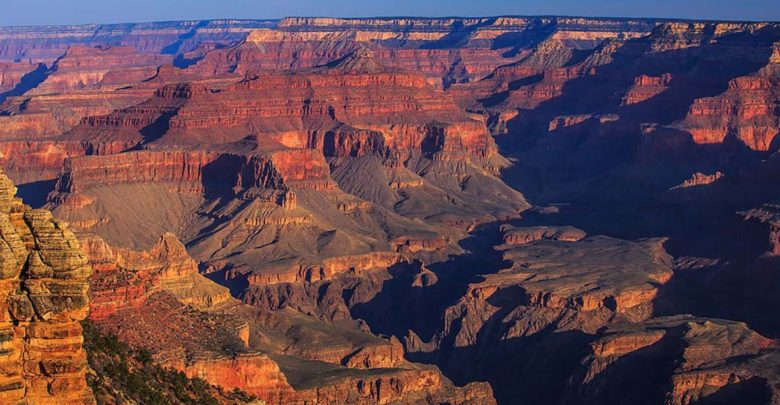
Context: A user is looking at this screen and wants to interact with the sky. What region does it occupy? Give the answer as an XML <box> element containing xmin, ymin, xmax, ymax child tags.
<box><xmin>1</xmin><ymin>0</ymin><xmax>779</xmax><ymax>26</ymax></box>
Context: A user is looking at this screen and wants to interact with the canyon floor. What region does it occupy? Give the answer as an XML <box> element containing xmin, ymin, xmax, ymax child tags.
<box><xmin>0</xmin><ymin>15</ymin><xmax>780</xmax><ymax>405</ymax></box>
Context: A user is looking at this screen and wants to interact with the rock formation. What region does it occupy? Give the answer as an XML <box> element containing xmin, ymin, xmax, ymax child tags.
<box><xmin>83</xmin><ymin>232</ymin><xmax>231</xmax><ymax>320</ymax></box>
<box><xmin>0</xmin><ymin>167</ymin><xmax>94</xmax><ymax>404</ymax></box>
<box><xmin>677</xmin><ymin>42</ymin><xmax>780</xmax><ymax>151</ymax></box>
<box><xmin>565</xmin><ymin>316</ymin><xmax>780</xmax><ymax>405</ymax></box>
<box><xmin>500</xmin><ymin>224</ymin><xmax>587</xmax><ymax>245</ymax></box>
<box><xmin>401</xmin><ymin>228</ymin><xmax>675</xmax><ymax>403</ymax></box>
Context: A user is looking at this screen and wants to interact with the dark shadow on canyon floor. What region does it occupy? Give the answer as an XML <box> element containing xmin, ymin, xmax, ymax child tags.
<box><xmin>350</xmin><ymin>222</ymin><xmax>511</xmax><ymax>341</ymax></box>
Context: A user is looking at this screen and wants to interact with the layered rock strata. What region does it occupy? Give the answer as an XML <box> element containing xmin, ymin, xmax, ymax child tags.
<box><xmin>565</xmin><ymin>316</ymin><xmax>780</xmax><ymax>405</ymax></box>
<box><xmin>0</xmin><ymin>168</ymin><xmax>94</xmax><ymax>404</ymax></box>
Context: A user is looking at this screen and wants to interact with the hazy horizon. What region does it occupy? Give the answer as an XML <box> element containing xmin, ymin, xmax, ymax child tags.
<box><xmin>1</xmin><ymin>0</ymin><xmax>779</xmax><ymax>27</ymax></box>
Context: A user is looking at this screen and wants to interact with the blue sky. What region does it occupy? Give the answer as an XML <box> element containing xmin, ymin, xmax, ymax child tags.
<box><xmin>2</xmin><ymin>0</ymin><xmax>778</xmax><ymax>26</ymax></box>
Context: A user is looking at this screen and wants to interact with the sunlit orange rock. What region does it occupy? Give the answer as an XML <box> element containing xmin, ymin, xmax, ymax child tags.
<box><xmin>0</xmin><ymin>168</ymin><xmax>94</xmax><ymax>404</ymax></box>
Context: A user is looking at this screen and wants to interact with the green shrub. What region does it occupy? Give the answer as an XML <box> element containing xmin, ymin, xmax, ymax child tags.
<box><xmin>81</xmin><ymin>320</ymin><xmax>254</xmax><ymax>404</ymax></box>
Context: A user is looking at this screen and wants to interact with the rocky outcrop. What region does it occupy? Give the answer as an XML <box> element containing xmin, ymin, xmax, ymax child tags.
<box><xmin>50</xmin><ymin>148</ymin><xmax>335</xmax><ymax>198</ymax></box>
<box><xmin>564</xmin><ymin>316</ymin><xmax>780</xmax><ymax>405</ymax></box>
<box><xmin>679</xmin><ymin>62</ymin><xmax>780</xmax><ymax>151</ymax></box>
<box><xmin>245</xmin><ymin>252</ymin><xmax>405</xmax><ymax>286</ymax></box>
<box><xmin>0</xmin><ymin>168</ymin><xmax>94</xmax><ymax>404</ymax></box>
<box><xmin>668</xmin><ymin>171</ymin><xmax>725</xmax><ymax>190</ymax></box>
<box><xmin>622</xmin><ymin>73</ymin><xmax>674</xmax><ymax>105</ymax></box>
<box><xmin>0</xmin><ymin>140</ymin><xmax>138</xmax><ymax>185</ymax></box>
<box><xmin>0</xmin><ymin>61</ymin><xmax>40</xmax><ymax>94</ymax></box>
<box><xmin>448</xmin><ymin>235</ymin><xmax>673</xmax><ymax>339</ymax></box>
<box><xmin>501</xmin><ymin>225</ymin><xmax>587</xmax><ymax>245</ymax></box>
<box><xmin>84</xmin><ymin>232</ymin><xmax>231</xmax><ymax>320</ymax></box>
<box><xmin>404</xmin><ymin>231</ymin><xmax>675</xmax><ymax>403</ymax></box>
<box><xmin>240</xmin><ymin>258</ymin><xmax>444</xmax><ymax>337</ymax></box>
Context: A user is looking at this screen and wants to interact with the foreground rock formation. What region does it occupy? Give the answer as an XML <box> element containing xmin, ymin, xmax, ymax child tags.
<box><xmin>0</xmin><ymin>168</ymin><xmax>94</xmax><ymax>404</ymax></box>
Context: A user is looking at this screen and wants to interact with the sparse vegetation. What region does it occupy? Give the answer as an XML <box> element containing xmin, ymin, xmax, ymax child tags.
<box><xmin>82</xmin><ymin>320</ymin><xmax>257</xmax><ymax>404</ymax></box>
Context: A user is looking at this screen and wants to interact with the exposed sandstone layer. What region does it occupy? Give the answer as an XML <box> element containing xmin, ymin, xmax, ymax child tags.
<box><xmin>278</xmin><ymin>17</ymin><xmax>657</xmax><ymax>46</ymax></box>
<box><xmin>83</xmin><ymin>232</ymin><xmax>231</xmax><ymax>320</ymax></box>
<box><xmin>622</xmin><ymin>73</ymin><xmax>674</xmax><ymax>105</ymax></box>
<box><xmin>0</xmin><ymin>168</ymin><xmax>94</xmax><ymax>404</ymax></box>
<box><xmin>668</xmin><ymin>171</ymin><xmax>725</xmax><ymax>190</ymax></box>
<box><xmin>187</xmin><ymin>16</ymin><xmax>657</xmax><ymax>86</ymax></box>
<box><xmin>0</xmin><ymin>89</ymin><xmax>153</xmax><ymax>146</ymax></box>
<box><xmin>28</xmin><ymin>46</ymin><xmax>170</xmax><ymax>95</ymax></box>
<box><xmin>674</xmin><ymin>38</ymin><xmax>780</xmax><ymax>151</ymax></box>
<box><xmin>500</xmin><ymin>224</ymin><xmax>587</xmax><ymax>245</ymax></box>
<box><xmin>0</xmin><ymin>139</ymin><xmax>139</xmax><ymax>185</ymax></box>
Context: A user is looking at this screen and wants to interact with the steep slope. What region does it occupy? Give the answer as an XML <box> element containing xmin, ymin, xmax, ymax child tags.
<box><xmin>0</xmin><ymin>46</ymin><xmax>173</xmax><ymax>185</ymax></box>
<box><xmin>0</xmin><ymin>167</ymin><xmax>94</xmax><ymax>404</ymax></box>
<box><xmin>83</xmin><ymin>321</ymin><xmax>257</xmax><ymax>405</ymax></box>
<box><xmin>674</xmin><ymin>40</ymin><xmax>780</xmax><ymax>151</ymax></box>
<box><xmin>565</xmin><ymin>316</ymin><xmax>780</xmax><ymax>405</ymax></box>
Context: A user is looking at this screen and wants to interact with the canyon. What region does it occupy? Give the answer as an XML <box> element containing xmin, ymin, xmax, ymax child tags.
<box><xmin>0</xmin><ymin>14</ymin><xmax>779</xmax><ymax>405</ymax></box>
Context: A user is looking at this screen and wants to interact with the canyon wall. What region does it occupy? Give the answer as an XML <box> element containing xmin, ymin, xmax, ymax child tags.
<box><xmin>0</xmin><ymin>168</ymin><xmax>93</xmax><ymax>404</ymax></box>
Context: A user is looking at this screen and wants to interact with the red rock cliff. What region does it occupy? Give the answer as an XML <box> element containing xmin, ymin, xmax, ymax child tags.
<box><xmin>0</xmin><ymin>167</ymin><xmax>94</xmax><ymax>404</ymax></box>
